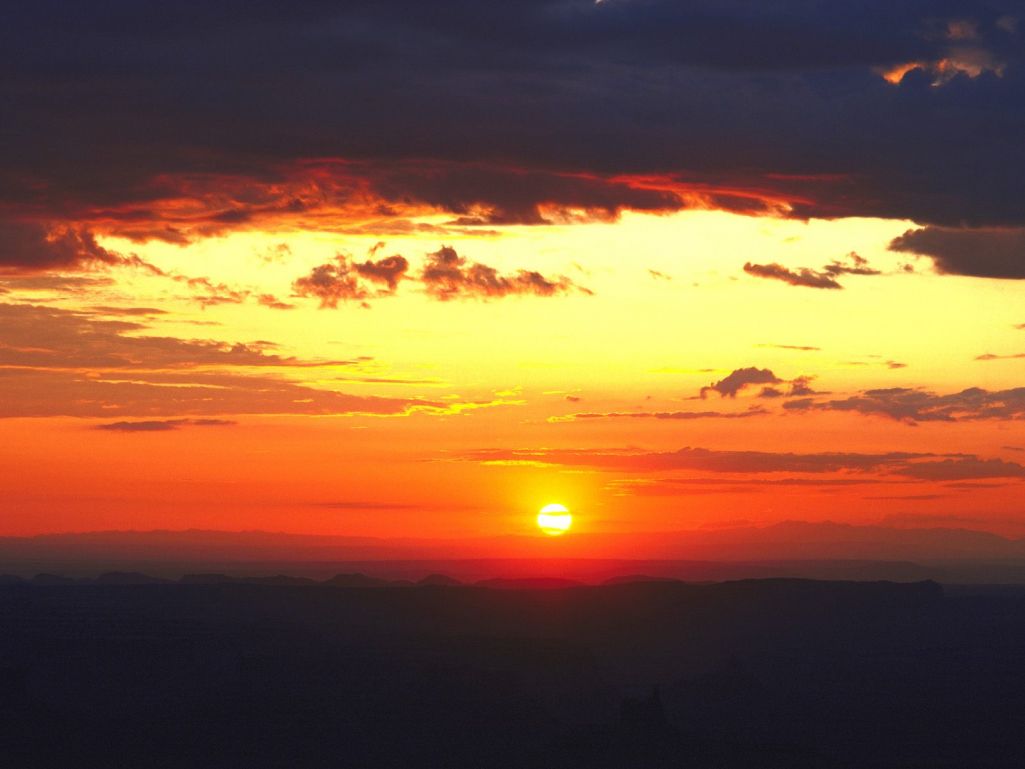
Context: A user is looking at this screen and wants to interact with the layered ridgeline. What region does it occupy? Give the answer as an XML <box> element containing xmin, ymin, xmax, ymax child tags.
<box><xmin>4</xmin><ymin>522</ymin><xmax>1025</xmax><ymax>583</ymax></box>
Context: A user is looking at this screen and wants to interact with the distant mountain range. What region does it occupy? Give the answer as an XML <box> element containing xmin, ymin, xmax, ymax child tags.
<box><xmin>3</xmin><ymin>521</ymin><xmax>1025</xmax><ymax>583</ymax></box>
<box><xmin>1</xmin><ymin>520</ymin><xmax>1023</xmax><ymax>560</ymax></box>
<box><xmin>0</xmin><ymin>570</ymin><xmax>596</xmax><ymax>589</ymax></box>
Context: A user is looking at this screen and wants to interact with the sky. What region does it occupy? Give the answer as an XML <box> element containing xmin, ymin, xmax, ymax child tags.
<box><xmin>2</xmin><ymin>1</ymin><xmax>1025</xmax><ymax>548</ymax></box>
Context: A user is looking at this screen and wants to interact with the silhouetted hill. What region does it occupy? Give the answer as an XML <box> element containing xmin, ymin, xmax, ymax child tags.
<box><xmin>603</xmin><ymin>574</ymin><xmax>681</xmax><ymax>585</ymax></box>
<box><xmin>417</xmin><ymin>573</ymin><xmax>462</xmax><ymax>586</ymax></box>
<box><xmin>323</xmin><ymin>572</ymin><xmax>392</xmax><ymax>588</ymax></box>
<box><xmin>30</xmin><ymin>573</ymin><xmax>77</xmax><ymax>585</ymax></box>
<box><xmin>475</xmin><ymin>577</ymin><xmax>585</xmax><ymax>589</ymax></box>
<box><xmin>179</xmin><ymin>573</ymin><xmax>234</xmax><ymax>584</ymax></box>
<box><xmin>95</xmin><ymin>571</ymin><xmax>169</xmax><ymax>585</ymax></box>
<box><xmin>241</xmin><ymin>574</ymin><xmax>318</xmax><ymax>586</ymax></box>
<box><xmin>4</xmin><ymin>577</ymin><xmax>1017</xmax><ymax>768</ymax></box>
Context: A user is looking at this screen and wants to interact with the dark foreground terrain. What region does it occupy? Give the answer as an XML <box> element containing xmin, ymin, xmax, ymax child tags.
<box><xmin>2</xmin><ymin>578</ymin><xmax>1024</xmax><ymax>768</ymax></box>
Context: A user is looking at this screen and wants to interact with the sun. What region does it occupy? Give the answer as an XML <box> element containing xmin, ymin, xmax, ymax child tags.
<box><xmin>537</xmin><ymin>503</ymin><xmax>572</xmax><ymax>536</ymax></box>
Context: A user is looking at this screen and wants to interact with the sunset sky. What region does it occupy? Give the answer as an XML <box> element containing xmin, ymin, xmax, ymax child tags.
<box><xmin>2</xmin><ymin>1</ymin><xmax>1025</xmax><ymax>548</ymax></box>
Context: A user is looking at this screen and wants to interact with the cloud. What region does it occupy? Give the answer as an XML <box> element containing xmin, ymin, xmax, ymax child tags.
<box><xmin>354</xmin><ymin>254</ymin><xmax>409</xmax><ymax>291</ymax></box>
<box><xmin>550</xmin><ymin>408</ymin><xmax>768</xmax><ymax>423</ymax></box>
<box><xmin>3</xmin><ymin>2</ymin><xmax>1025</xmax><ymax>249</ymax></box>
<box><xmin>878</xmin><ymin>18</ymin><xmax>1008</xmax><ymax>87</ymax></box>
<box><xmin>610</xmin><ymin>476</ymin><xmax>903</xmax><ymax>497</ymax></box>
<box><xmin>464</xmin><ymin>445</ymin><xmax>1025</xmax><ymax>480</ymax></box>
<box><xmin>0</xmin><ymin>368</ymin><xmax>433</xmax><ymax>419</ymax></box>
<box><xmin>842</xmin><ymin>357</ymin><xmax>908</xmax><ymax>370</ymax></box>
<box><xmin>744</xmin><ymin>252</ymin><xmax>879</xmax><ymax>289</ymax></box>
<box><xmin>701</xmin><ymin>367</ymin><xmax>782</xmax><ymax>398</ymax></box>
<box><xmin>890</xmin><ymin>226</ymin><xmax>1025</xmax><ymax>279</ymax></box>
<box><xmin>95</xmin><ymin>418</ymin><xmax>237</xmax><ymax>432</ymax></box>
<box><xmin>294</xmin><ymin>262</ymin><xmax>370</xmax><ymax>308</ymax></box>
<box><xmin>294</xmin><ymin>246</ymin><xmax>578</xmax><ymax>305</ymax></box>
<box><xmin>897</xmin><ymin>457</ymin><xmax>1025</xmax><ymax>481</ymax></box>
<box><xmin>256</xmin><ymin>294</ymin><xmax>296</xmax><ymax>310</ymax></box>
<box><xmin>88</xmin><ymin>306</ymin><xmax>168</xmax><ymax>317</ymax></box>
<box><xmin>0</xmin><ymin>302</ymin><xmax>438</xmax><ymax>418</ymax></box>
<box><xmin>879</xmin><ymin>51</ymin><xmax>1005</xmax><ymax>87</ymax></box>
<box><xmin>420</xmin><ymin>246</ymin><xmax>583</xmax><ymax>301</ymax></box>
<box><xmin>877</xmin><ymin>514</ymin><xmax>988</xmax><ymax>529</ymax></box>
<box><xmin>743</xmin><ymin>262</ymin><xmax>842</xmax><ymax>289</ymax></box>
<box><xmin>976</xmin><ymin>352</ymin><xmax>1025</xmax><ymax>361</ymax></box>
<box><xmin>864</xmin><ymin>494</ymin><xmax>949</xmax><ymax>500</ymax></box>
<box><xmin>0</xmin><ymin>302</ymin><xmax>361</xmax><ymax>370</ymax></box>
<box><xmin>783</xmin><ymin>386</ymin><xmax>1025</xmax><ymax>424</ymax></box>
<box><xmin>788</xmin><ymin>375</ymin><xmax>818</xmax><ymax>396</ymax></box>
<box><xmin>293</xmin><ymin>252</ymin><xmax>409</xmax><ymax>308</ymax></box>
<box><xmin>0</xmin><ymin>220</ymin><xmax>126</xmax><ymax>272</ymax></box>
<box><xmin>822</xmin><ymin>252</ymin><xmax>881</xmax><ymax>277</ymax></box>
<box><xmin>0</xmin><ymin>275</ymin><xmax>116</xmax><ymax>293</ymax></box>
<box><xmin>757</xmin><ymin>343</ymin><xmax>821</xmax><ymax>352</ymax></box>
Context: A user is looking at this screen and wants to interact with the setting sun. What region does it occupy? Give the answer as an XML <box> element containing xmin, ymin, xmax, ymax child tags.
<box><xmin>537</xmin><ymin>504</ymin><xmax>572</xmax><ymax>536</ymax></box>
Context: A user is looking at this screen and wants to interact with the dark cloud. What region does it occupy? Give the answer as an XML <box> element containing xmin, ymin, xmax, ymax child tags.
<box><xmin>890</xmin><ymin>226</ymin><xmax>1025</xmax><ymax>279</ymax></box>
<box><xmin>879</xmin><ymin>512</ymin><xmax>1003</xmax><ymax>527</ymax></box>
<box><xmin>789</xmin><ymin>375</ymin><xmax>819</xmax><ymax>396</ymax></box>
<box><xmin>0</xmin><ymin>275</ymin><xmax>116</xmax><ymax>292</ymax></box>
<box><xmin>784</xmin><ymin>386</ymin><xmax>1025</xmax><ymax>424</ymax></box>
<box><xmin>88</xmin><ymin>306</ymin><xmax>168</xmax><ymax>317</ymax></box>
<box><xmin>743</xmin><ymin>262</ymin><xmax>842</xmax><ymax>289</ymax></box>
<box><xmin>316</xmin><ymin>500</ymin><xmax>483</xmax><ymax>513</ymax></box>
<box><xmin>744</xmin><ymin>253</ymin><xmax>879</xmax><ymax>289</ymax></box>
<box><xmin>293</xmin><ymin>252</ymin><xmax>409</xmax><ymax>308</ymax></box>
<box><xmin>95</xmin><ymin>418</ymin><xmax>237</xmax><ymax>432</ymax></box>
<box><xmin>0</xmin><ymin>221</ymin><xmax>124</xmax><ymax>272</ymax></box>
<box><xmin>822</xmin><ymin>252</ymin><xmax>881</xmax><ymax>277</ymax></box>
<box><xmin>0</xmin><ymin>302</ymin><xmax>360</xmax><ymax>370</ymax></box>
<box><xmin>842</xmin><ymin>357</ymin><xmax>908</xmax><ymax>370</ymax></box>
<box><xmin>256</xmin><ymin>294</ymin><xmax>296</xmax><ymax>310</ymax></box>
<box><xmin>288</xmin><ymin>249</ymin><xmax>500</xmax><ymax>309</ymax></box>
<box><xmin>354</xmin><ymin>254</ymin><xmax>409</xmax><ymax>291</ymax></box>
<box><xmin>898</xmin><ymin>457</ymin><xmax>1025</xmax><ymax>480</ymax></box>
<box><xmin>294</xmin><ymin>262</ymin><xmax>370</xmax><ymax>308</ymax></box>
<box><xmin>551</xmin><ymin>408</ymin><xmax>768</xmax><ymax>423</ymax></box>
<box><xmin>420</xmin><ymin>246</ymin><xmax>583</xmax><ymax>301</ymax></box>
<box><xmin>3</xmin><ymin>0</ymin><xmax>1025</xmax><ymax>255</ymax></box>
<box><xmin>171</xmin><ymin>275</ymin><xmax>249</xmax><ymax>308</ymax></box>
<box><xmin>0</xmin><ymin>302</ymin><xmax>447</xmax><ymax>417</ymax></box>
<box><xmin>864</xmin><ymin>494</ymin><xmax>949</xmax><ymax>500</ymax></box>
<box><xmin>466</xmin><ymin>445</ymin><xmax>1025</xmax><ymax>480</ymax></box>
<box><xmin>0</xmin><ymin>302</ymin><xmax>531</xmax><ymax>418</ymax></box>
<box><xmin>701</xmin><ymin>367</ymin><xmax>782</xmax><ymax>398</ymax></box>
<box><xmin>757</xmin><ymin>343</ymin><xmax>821</xmax><ymax>352</ymax></box>
<box><xmin>612</xmin><ymin>476</ymin><xmax>890</xmax><ymax>497</ymax></box>
<box><xmin>0</xmin><ymin>368</ymin><xmax>427</xmax><ymax>419</ymax></box>
<box><xmin>976</xmin><ymin>352</ymin><xmax>1025</xmax><ymax>361</ymax></box>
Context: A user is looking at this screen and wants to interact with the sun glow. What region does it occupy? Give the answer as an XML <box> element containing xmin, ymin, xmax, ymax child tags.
<box><xmin>537</xmin><ymin>504</ymin><xmax>572</xmax><ymax>536</ymax></box>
